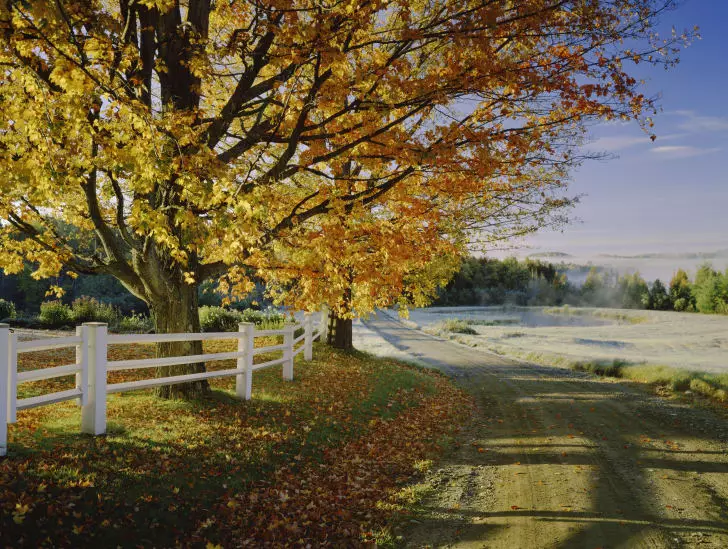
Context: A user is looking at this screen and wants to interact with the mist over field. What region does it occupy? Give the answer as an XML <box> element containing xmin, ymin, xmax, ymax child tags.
<box><xmin>529</xmin><ymin>248</ymin><xmax>728</xmax><ymax>284</ymax></box>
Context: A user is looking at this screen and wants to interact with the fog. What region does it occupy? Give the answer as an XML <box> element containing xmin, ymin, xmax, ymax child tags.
<box><xmin>549</xmin><ymin>251</ymin><xmax>728</xmax><ymax>284</ymax></box>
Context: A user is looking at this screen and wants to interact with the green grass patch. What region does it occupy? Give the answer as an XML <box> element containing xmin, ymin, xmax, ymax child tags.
<box><xmin>353</xmin><ymin>355</ymin><xmax>437</xmax><ymax>421</ymax></box>
<box><xmin>482</xmin><ymin>341</ymin><xmax>728</xmax><ymax>407</ymax></box>
<box><xmin>497</xmin><ymin>344</ymin><xmax>728</xmax><ymax>406</ymax></box>
<box><xmin>571</xmin><ymin>358</ymin><xmax>631</xmax><ymax>378</ymax></box>
<box><xmin>619</xmin><ymin>365</ymin><xmax>728</xmax><ymax>402</ymax></box>
<box><xmin>574</xmin><ymin>359</ymin><xmax>728</xmax><ymax>402</ymax></box>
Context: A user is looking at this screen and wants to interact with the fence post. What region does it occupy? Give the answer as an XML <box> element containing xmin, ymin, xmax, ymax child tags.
<box><xmin>0</xmin><ymin>324</ymin><xmax>9</xmax><ymax>457</ymax></box>
<box><xmin>283</xmin><ymin>324</ymin><xmax>294</xmax><ymax>381</ymax></box>
<box><xmin>7</xmin><ymin>331</ymin><xmax>16</xmax><ymax>424</ymax></box>
<box><xmin>81</xmin><ymin>323</ymin><xmax>107</xmax><ymax>436</ymax></box>
<box><xmin>236</xmin><ymin>322</ymin><xmax>254</xmax><ymax>400</ymax></box>
<box><xmin>319</xmin><ymin>305</ymin><xmax>329</xmax><ymax>343</ymax></box>
<box><xmin>75</xmin><ymin>325</ymin><xmax>89</xmax><ymax>407</ymax></box>
<box><xmin>304</xmin><ymin>312</ymin><xmax>313</xmax><ymax>361</ymax></box>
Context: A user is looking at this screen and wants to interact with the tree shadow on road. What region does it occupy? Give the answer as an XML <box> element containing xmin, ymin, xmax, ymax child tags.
<box><xmin>364</xmin><ymin>314</ymin><xmax>728</xmax><ymax>548</ymax></box>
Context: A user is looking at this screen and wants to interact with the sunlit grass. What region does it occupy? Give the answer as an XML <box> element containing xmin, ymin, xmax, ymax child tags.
<box><xmin>619</xmin><ymin>364</ymin><xmax>728</xmax><ymax>402</ymax></box>
<box><xmin>497</xmin><ymin>346</ymin><xmax>728</xmax><ymax>405</ymax></box>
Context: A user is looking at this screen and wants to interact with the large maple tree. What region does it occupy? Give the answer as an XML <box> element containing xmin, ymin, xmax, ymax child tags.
<box><xmin>0</xmin><ymin>1</ymin><xmax>690</xmax><ymax>396</ymax></box>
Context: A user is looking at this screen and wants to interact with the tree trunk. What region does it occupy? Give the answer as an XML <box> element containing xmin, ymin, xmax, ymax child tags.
<box><xmin>150</xmin><ymin>281</ymin><xmax>209</xmax><ymax>399</ymax></box>
<box><xmin>327</xmin><ymin>279</ymin><xmax>354</xmax><ymax>350</ymax></box>
<box><xmin>328</xmin><ymin>315</ymin><xmax>353</xmax><ymax>350</ymax></box>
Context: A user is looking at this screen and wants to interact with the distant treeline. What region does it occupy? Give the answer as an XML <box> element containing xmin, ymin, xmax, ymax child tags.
<box><xmin>0</xmin><ymin>221</ymin><xmax>270</xmax><ymax>318</ymax></box>
<box><xmin>0</xmin><ymin>267</ymin><xmax>147</xmax><ymax>315</ymax></box>
<box><xmin>3</xmin><ymin>255</ymin><xmax>727</xmax><ymax>322</ymax></box>
<box><xmin>0</xmin><ymin>266</ymin><xmax>268</xmax><ymax>317</ymax></box>
<box><xmin>434</xmin><ymin>257</ymin><xmax>728</xmax><ymax>314</ymax></box>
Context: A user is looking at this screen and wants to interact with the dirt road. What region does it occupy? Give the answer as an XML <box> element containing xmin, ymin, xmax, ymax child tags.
<box><xmin>362</xmin><ymin>313</ymin><xmax>728</xmax><ymax>548</ymax></box>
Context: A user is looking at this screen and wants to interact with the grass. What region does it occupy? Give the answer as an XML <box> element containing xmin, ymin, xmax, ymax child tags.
<box><xmin>572</xmin><ymin>360</ymin><xmax>728</xmax><ymax>403</ymax></box>
<box><xmin>543</xmin><ymin>305</ymin><xmax>649</xmax><ymax>324</ymax></box>
<box><xmin>371</xmin><ymin>482</ymin><xmax>436</xmax><ymax>548</ymax></box>
<box><xmin>1</xmin><ymin>339</ymin><xmax>472</xmax><ymax>547</ymax></box>
<box><xmin>484</xmin><ymin>343</ymin><xmax>728</xmax><ymax>406</ymax></box>
<box><xmin>571</xmin><ymin>358</ymin><xmax>631</xmax><ymax>378</ymax></box>
<box><xmin>427</xmin><ymin>318</ymin><xmax>478</xmax><ymax>336</ymax></box>
<box><xmin>619</xmin><ymin>364</ymin><xmax>728</xmax><ymax>402</ymax></box>
<box><xmin>465</xmin><ymin>318</ymin><xmax>519</xmax><ymax>326</ymax></box>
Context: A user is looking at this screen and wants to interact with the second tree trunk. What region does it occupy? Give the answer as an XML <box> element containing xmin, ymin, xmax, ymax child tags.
<box><xmin>328</xmin><ymin>315</ymin><xmax>353</xmax><ymax>350</ymax></box>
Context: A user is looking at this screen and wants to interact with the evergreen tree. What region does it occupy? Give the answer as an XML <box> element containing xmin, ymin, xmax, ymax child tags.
<box><xmin>648</xmin><ymin>279</ymin><xmax>671</xmax><ymax>310</ymax></box>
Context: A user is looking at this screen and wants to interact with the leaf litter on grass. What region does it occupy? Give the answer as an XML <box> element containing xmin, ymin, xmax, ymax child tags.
<box><xmin>1</xmin><ymin>342</ymin><xmax>472</xmax><ymax>547</ymax></box>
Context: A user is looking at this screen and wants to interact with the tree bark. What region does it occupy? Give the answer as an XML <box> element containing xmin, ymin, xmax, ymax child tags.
<box><xmin>327</xmin><ymin>314</ymin><xmax>353</xmax><ymax>350</ymax></box>
<box><xmin>327</xmin><ymin>274</ymin><xmax>355</xmax><ymax>350</ymax></box>
<box><xmin>150</xmin><ymin>280</ymin><xmax>209</xmax><ymax>399</ymax></box>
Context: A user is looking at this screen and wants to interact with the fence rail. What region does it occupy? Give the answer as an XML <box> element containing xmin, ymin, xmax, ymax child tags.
<box><xmin>1</xmin><ymin>309</ymin><xmax>329</xmax><ymax>457</ymax></box>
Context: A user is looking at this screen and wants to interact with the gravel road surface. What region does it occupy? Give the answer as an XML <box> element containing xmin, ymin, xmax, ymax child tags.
<box><xmin>362</xmin><ymin>312</ymin><xmax>728</xmax><ymax>549</ymax></box>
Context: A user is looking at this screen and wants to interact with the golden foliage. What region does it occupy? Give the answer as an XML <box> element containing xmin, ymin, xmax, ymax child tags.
<box><xmin>0</xmin><ymin>1</ymin><xmax>693</xmax><ymax>313</ymax></box>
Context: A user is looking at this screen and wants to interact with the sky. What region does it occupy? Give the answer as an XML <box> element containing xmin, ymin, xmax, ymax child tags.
<box><xmin>501</xmin><ymin>0</ymin><xmax>728</xmax><ymax>260</ymax></box>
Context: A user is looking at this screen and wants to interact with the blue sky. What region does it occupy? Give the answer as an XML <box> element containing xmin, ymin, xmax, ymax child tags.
<box><xmin>509</xmin><ymin>0</ymin><xmax>728</xmax><ymax>258</ymax></box>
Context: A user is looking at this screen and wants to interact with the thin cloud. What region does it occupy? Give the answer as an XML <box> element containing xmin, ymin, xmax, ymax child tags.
<box><xmin>588</xmin><ymin>135</ymin><xmax>650</xmax><ymax>152</ymax></box>
<box><xmin>672</xmin><ymin>110</ymin><xmax>728</xmax><ymax>133</ymax></box>
<box><xmin>587</xmin><ymin>132</ymin><xmax>682</xmax><ymax>152</ymax></box>
<box><xmin>650</xmin><ymin>145</ymin><xmax>721</xmax><ymax>158</ymax></box>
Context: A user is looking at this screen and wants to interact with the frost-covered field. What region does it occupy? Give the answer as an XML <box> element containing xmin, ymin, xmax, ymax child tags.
<box><xmin>384</xmin><ymin>306</ymin><xmax>728</xmax><ymax>374</ymax></box>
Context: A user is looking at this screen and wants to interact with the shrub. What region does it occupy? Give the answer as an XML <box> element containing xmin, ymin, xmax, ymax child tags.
<box><xmin>689</xmin><ymin>378</ymin><xmax>715</xmax><ymax>398</ymax></box>
<box><xmin>0</xmin><ymin>299</ymin><xmax>17</xmax><ymax>320</ymax></box>
<box><xmin>668</xmin><ymin>373</ymin><xmax>692</xmax><ymax>392</ymax></box>
<box><xmin>198</xmin><ymin>306</ymin><xmax>287</xmax><ymax>332</ymax></box>
<box><xmin>441</xmin><ymin>319</ymin><xmax>477</xmax><ymax>335</ymax></box>
<box><xmin>572</xmin><ymin>359</ymin><xmax>626</xmax><ymax>378</ymax></box>
<box><xmin>8</xmin><ymin>314</ymin><xmax>43</xmax><ymax>329</ymax></box>
<box><xmin>71</xmin><ymin>296</ymin><xmax>118</xmax><ymax>324</ymax></box>
<box><xmin>199</xmin><ymin>306</ymin><xmax>243</xmax><ymax>332</ymax></box>
<box><xmin>39</xmin><ymin>301</ymin><xmax>73</xmax><ymax>327</ymax></box>
<box><xmin>240</xmin><ymin>307</ymin><xmax>285</xmax><ymax>328</ymax></box>
<box><xmin>688</xmin><ymin>377</ymin><xmax>728</xmax><ymax>402</ymax></box>
<box><xmin>117</xmin><ymin>313</ymin><xmax>154</xmax><ymax>333</ymax></box>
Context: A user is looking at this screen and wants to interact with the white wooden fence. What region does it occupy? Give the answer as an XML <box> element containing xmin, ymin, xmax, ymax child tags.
<box><xmin>0</xmin><ymin>311</ymin><xmax>329</xmax><ymax>457</ymax></box>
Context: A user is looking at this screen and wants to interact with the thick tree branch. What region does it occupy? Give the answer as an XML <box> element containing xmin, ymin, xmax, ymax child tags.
<box><xmin>206</xmin><ymin>12</ymin><xmax>285</xmax><ymax>148</ymax></box>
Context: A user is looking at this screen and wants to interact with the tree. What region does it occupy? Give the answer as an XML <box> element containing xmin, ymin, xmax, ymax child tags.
<box><xmin>669</xmin><ymin>269</ymin><xmax>693</xmax><ymax>311</ymax></box>
<box><xmin>618</xmin><ymin>272</ymin><xmax>649</xmax><ymax>309</ymax></box>
<box><xmin>0</xmin><ymin>1</ymin><xmax>691</xmax><ymax>397</ymax></box>
<box><xmin>581</xmin><ymin>267</ymin><xmax>607</xmax><ymax>306</ymax></box>
<box><xmin>647</xmin><ymin>278</ymin><xmax>670</xmax><ymax>310</ymax></box>
<box><xmin>434</xmin><ymin>257</ymin><xmax>555</xmax><ymax>307</ymax></box>
<box><xmin>693</xmin><ymin>263</ymin><xmax>728</xmax><ymax>314</ymax></box>
<box><xmin>259</xmin><ymin>194</ymin><xmax>462</xmax><ymax>349</ymax></box>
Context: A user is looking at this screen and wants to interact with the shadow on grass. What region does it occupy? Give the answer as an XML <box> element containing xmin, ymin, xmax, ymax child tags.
<box><xmin>3</xmin><ymin>342</ymin><xmax>447</xmax><ymax>547</ymax></box>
